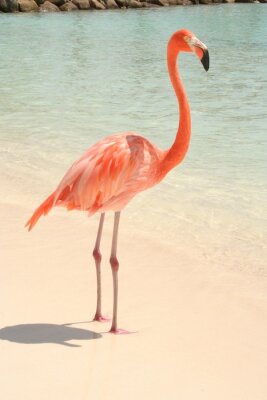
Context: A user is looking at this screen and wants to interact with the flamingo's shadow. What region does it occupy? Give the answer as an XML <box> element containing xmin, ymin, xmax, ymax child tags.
<box><xmin>0</xmin><ymin>322</ymin><xmax>101</xmax><ymax>347</ymax></box>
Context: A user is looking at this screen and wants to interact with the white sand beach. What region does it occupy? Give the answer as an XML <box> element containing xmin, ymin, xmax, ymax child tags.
<box><xmin>1</xmin><ymin>202</ymin><xmax>266</xmax><ymax>400</ymax></box>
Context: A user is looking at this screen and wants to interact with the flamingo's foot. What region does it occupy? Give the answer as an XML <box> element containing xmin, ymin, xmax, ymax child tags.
<box><xmin>93</xmin><ymin>313</ymin><xmax>110</xmax><ymax>323</ymax></box>
<box><xmin>109</xmin><ymin>327</ymin><xmax>132</xmax><ymax>335</ymax></box>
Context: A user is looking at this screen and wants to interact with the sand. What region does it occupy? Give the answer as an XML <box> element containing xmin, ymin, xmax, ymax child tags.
<box><xmin>0</xmin><ymin>203</ymin><xmax>267</xmax><ymax>400</ymax></box>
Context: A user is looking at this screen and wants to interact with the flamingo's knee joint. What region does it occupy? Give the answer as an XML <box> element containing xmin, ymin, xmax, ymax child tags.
<box><xmin>93</xmin><ymin>248</ymin><xmax>102</xmax><ymax>263</ymax></box>
<box><xmin>110</xmin><ymin>256</ymin><xmax>119</xmax><ymax>272</ymax></box>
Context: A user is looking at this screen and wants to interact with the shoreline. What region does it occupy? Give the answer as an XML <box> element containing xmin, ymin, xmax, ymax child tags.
<box><xmin>0</xmin><ymin>0</ymin><xmax>265</xmax><ymax>14</ymax></box>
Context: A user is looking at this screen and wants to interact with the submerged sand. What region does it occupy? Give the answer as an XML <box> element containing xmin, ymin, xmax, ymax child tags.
<box><xmin>0</xmin><ymin>203</ymin><xmax>267</xmax><ymax>400</ymax></box>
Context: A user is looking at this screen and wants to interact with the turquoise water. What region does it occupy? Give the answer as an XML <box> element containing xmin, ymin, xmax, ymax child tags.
<box><xmin>0</xmin><ymin>6</ymin><xmax>266</xmax><ymax>273</ymax></box>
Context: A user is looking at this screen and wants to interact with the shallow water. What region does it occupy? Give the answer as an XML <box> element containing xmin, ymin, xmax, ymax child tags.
<box><xmin>0</xmin><ymin>5</ymin><xmax>266</xmax><ymax>274</ymax></box>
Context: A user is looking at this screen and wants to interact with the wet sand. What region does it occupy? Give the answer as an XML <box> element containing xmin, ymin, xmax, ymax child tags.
<box><xmin>0</xmin><ymin>203</ymin><xmax>266</xmax><ymax>399</ymax></box>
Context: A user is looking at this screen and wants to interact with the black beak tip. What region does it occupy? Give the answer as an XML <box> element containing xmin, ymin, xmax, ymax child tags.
<box><xmin>201</xmin><ymin>50</ymin><xmax>209</xmax><ymax>72</ymax></box>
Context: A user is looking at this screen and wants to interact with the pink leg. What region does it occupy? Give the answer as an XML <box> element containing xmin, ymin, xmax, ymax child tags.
<box><xmin>92</xmin><ymin>213</ymin><xmax>109</xmax><ymax>322</ymax></box>
<box><xmin>109</xmin><ymin>212</ymin><xmax>129</xmax><ymax>334</ymax></box>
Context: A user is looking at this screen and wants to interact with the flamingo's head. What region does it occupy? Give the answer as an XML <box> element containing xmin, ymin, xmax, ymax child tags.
<box><xmin>171</xmin><ymin>29</ymin><xmax>209</xmax><ymax>71</ymax></box>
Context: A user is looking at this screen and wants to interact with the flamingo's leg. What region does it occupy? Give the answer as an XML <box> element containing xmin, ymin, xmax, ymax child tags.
<box><xmin>109</xmin><ymin>212</ymin><xmax>129</xmax><ymax>334</ymax></box>
<box><xmin>92</xmin><ymin>213</ymin><xmax>109</xmax><ymax>322</ymax></box>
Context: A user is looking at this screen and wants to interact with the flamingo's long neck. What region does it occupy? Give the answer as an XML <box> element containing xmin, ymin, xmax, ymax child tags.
<box><xmin>161</xmin><ymin>40</ymin><xmax>191</xmax><ymax>176</ymax></box>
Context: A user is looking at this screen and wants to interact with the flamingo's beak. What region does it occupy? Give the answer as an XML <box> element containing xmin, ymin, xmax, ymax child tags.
<box><xmin>187</xmin><ymin>36</ymin><xmax>209</xmax><ymax>72</ymax></box>
<box><xmin>200</xmin><ymin>48</ymin><xmax>209</xmax><ymax>72</ymax></box>
<box><xmin>194</xmin><ymin>38</ymin><xmax>209</xmax><ymax>72</ymax></box>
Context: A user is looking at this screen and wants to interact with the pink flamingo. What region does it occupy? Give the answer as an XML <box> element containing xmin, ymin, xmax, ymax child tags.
<box><xmin>26</xmin><ymin>29</ymin><xmax>209</xmax><ymax>334</ymax></box>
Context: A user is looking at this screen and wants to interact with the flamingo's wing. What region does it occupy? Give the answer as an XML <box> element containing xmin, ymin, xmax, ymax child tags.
<box><xmin>25</xmin><ymin>133</ymin><xmax>162</xmax><ymax>230</ymax></box>
<box><xmin>54</xmin><ymin>134</ymin><xmax>159</xmax><ymax>213</ymax></box>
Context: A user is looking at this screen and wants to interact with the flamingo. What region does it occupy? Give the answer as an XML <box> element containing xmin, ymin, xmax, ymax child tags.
<box><xmin>26</xmin><ymin>29</ymin><xmax>209</xmax><ymax>334</ymax></box>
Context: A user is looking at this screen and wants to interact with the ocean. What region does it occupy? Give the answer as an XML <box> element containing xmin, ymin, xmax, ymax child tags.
<box><xmin>0</xmin><ymin>5</ymin><xmax>266</xmax><ymax>274</ymax></box>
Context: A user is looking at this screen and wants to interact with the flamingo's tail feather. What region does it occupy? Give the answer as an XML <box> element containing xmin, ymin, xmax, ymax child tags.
<box><xmin>25</xmin><ymin>192</ymin><xmax>56</xmax><ymax>231</ymax></box>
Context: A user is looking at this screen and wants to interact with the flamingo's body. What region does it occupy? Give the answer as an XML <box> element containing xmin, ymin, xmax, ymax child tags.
<box><xmin>26</xmin><ymin>133</ymin><xmax>166</xmax><ymax>229</ymax></box>
<box><xmin>26</xmin><ymin>29</ymin><xmax>209</xmax><ymax>333</ymax></box>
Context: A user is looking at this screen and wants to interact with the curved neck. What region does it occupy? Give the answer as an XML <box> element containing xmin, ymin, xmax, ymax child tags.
<box><xmin>161</xmin><ymin>41</ymin><xmax>191</xmax><ymax>176</ymax></box>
